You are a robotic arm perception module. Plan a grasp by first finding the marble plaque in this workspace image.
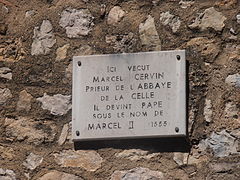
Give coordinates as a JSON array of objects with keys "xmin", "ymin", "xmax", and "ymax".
[{"xmin": 72, "ymin": 50, "xmax": 186, "ymax": 141}]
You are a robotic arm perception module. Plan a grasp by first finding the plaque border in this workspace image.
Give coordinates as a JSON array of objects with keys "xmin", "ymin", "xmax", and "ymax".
[{"xmin": 72, "ymin": 50, "xmax": 186, "ymax": 141}]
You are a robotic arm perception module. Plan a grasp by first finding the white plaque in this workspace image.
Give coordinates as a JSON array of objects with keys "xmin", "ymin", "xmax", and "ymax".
[{"xmin": 72, "ymin": 50, "xmax": 186, "ymax": 141}]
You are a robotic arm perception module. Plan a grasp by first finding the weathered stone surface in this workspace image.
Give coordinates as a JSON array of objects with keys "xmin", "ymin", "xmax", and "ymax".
[
  {"xmin": 115, "ymin": 149, "xmax": 159, "ymax": 161},
  {"xmin": 66, "ymin": 122, "xmax": 73, "ymax": 143},
  {"xmin": 209, "ymin": 162, "xmax": 240, "ymax": 173},
  {"xmin": 0, "ymin": 67, "xmax": 12, "ymax": 80},
  {"xmin": 54, "ymin": 150, "xmax": 103, "ymax": 171},
  {"xmin": 0, "ymin": 38, "xmax": 25, "ymax": 62},
  {"xmin": 58, "ymin": 123, "xmax": 69, "ymax": 146},
  {"xmin": 56, "ymin": 44, "xmax": 70, "ymax": 61},
  {"xmin": 152, "ymin": 0, "xmax": 160, "ymax": 6},
  {"xmin": 105, "ymin": 33, "xmax": 137, "ymax": 52},
  {"xmin": 204, "ymin": 99, "xmax": 213, "ymax": 123},
  {"xmin": 237, "ymin": 14, "xmax": 240, "ymax": 24},
  {"xmin": 216, "ymin": 44, "xmax": 240, "ymax": 65},
  {"xmin": 23, "ymin": 153, "xmax": 43, "ymax": 170},
  {"xmin": 139, "ymin": 15, "xmax": 161, "ymax": 51},
  {"xmin": 31, "ymin": 20, "xmax": 56, "ymax": 55},
  {"xmin": 189, "ymin": 7, "xmax": 226, "ymax": 31},
  {"xmin": 0, "ymin": 88, "xmax": 12, "ymax": 105},
  {"xmin": 230, "ymin": 129, "xmax": 240, "ymax": 138},
  {"xmin": 215, "ymin": 0, "xmax": 237, "ymax": 8},
  {"xmin": 0, "ymin": 168, "xmax": 16, "ymax": 180},
  {"xmin": 16, "ymin": 90, "xmax": 32, "ymax": 112},
  {"xmin": 107, "ymin": 6, "xmax": 125, "ymax": 25},
  {"xmin": 185, "ymin": 37, "xmax": 220, "ymax": 62},
  {"xmin": 200, "ymin": 130, "xmax": 239, "ymax": 157},
  {"xmin": 4, "ymin": 117, "xmax": 56, "ymax": 145},
  {"xmin": 173, "ymin": 152, "xmax": 188, "ymax": 166},
  {"xmin": 160, "ymin": 11, "xmax": 181, "ymax": 33},
  {"xmin": 110, "ymin": 167, "xmax": 164, "ymax": 180},
  {"xmin": 2, "ymin": 6, "xmax": 9, "ymax": 14},
  {"xmin": 38, "ymin": 171, "xmax": 82, "ymax": 180},
  {"xmin": 64, "ymin": 62, "xmax": 73, "ymax": 82},
  {"xmin": 0, "ymin": 23, "xmax": 7, "ymax": 35},
  {"xmin": 187, "ymin": 152, "xmax": 209, "ymax": 165},
  {"xmin": 224, "ymin": 102, "xmax": 239, "ymax": 119},
  {"xmin": 25, "ymin": 10, "xmax": 36, "ymax": 18},
  {"xmin": 37, "ymin": 93, "xmax": 71, "ymax": 116},
  {"xmin": 225, "ymin": 73, "xmax": 240, "ymax": 88},
  {"xmin": 179, "ymin": 0, "xmax": 194, "ymax": 9},
  {"xmin": 74, "ymin": 45, "xmax": 94, "ymax": 56},
  {"xmin": 0, "ymin": 146, "xmax": 15, "ymax": 160},
  {"xmin": 59, "ymin": 8, "xmax": 94, "ymax": 38}
]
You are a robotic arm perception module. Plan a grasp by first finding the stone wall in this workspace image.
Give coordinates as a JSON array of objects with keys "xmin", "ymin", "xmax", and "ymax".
[{"xmin": 0, "ymin": 0, "xmax": 239, "ymax": 179}]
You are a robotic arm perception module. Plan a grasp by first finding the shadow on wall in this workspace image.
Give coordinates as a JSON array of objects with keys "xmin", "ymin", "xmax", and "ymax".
[{"xmin": 74, "ymin": 137, "xmax": 190, "ymax": 152}]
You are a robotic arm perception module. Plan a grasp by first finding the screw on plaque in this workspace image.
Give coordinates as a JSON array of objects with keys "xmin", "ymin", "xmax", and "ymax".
[
  {"xmin": 78, "ymin": 61, "xmax": 81, "ymax": 66},
  {"xmin": 176, "ymin": 55, "xmax": 181, "ymax": 61},
  {"xmin": 175, "ymin": 127, "xmax": 179, "ymax": 133},
  {"xmin": 76, "ymin": 131, "xmax": 80, "ymax": 136}
]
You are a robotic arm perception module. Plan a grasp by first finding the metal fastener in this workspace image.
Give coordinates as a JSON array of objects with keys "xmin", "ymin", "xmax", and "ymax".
[
  {"xmin": 175, "ymin": 127, "xmax": 179, "ymax": 133},
  {"xmin": 176, "ymin": 55, "xmax": 181, "ymax": 60}
]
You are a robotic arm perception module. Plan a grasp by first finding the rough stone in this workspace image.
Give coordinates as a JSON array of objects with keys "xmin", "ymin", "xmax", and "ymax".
[
  {"xmin": 0, "ymin": 23, "xmax": 7, "ymax": 35},
  {"xmin": 110, "ymin": 167, "xmax": 164, "ymax": 180},
  {"xmin": 64, "ymin": 62, "xmax": 73, "ymax": 82},
  {"xmin": 0, "ymin": 168, "xmax": 16, "ymax": 180},
  {"xmin": 100, "ymin": 4, "xmax": 106, "ymax": 17},
  {"xmin": 224, "ymin": 102, "xmax": 239, "ymax": 119},
  {"xmin": 215, "ymin": 0, "xmax": 238, "ymax": 9},
  {"xmin": 237, "ymin": 14, "xmax": 240, "ymax": 24},
  {"xmin": 105, "ymin": 33, "xmax": 137, "ymax": 53},
  {"xmin": 4, "ymin": 117, "xmax": 56, "ymax": 145},
  {"xmin": 139, "ymin": 15, "xmax": 161, "ymax": 51},
  {"xmin": 38, "ymin": 171, "xmax": 82, "ymax": 180},
  {"xmin": 25, "ymin": 10, "xmax": 36, "ymax": 18},
  {"xmin": 0, "ymin": 88, "xmax": 12, "ymax": 105},
  {"xmin": 215, "ymin": 44, "xmax": 240, "ymax": 65},
  {"xmin": 59, "ymin": 8, "xmax": 94, "ymax": 38},
  {"xmin": 185, "ymin": 37, "xmax": 220, "ymax": 62},
  {"xmin": 23, "ymin": 153, "xmax": 43, "ymax": 170},
  {"xmin": 58, "ymin": 123, "xmax": 69, "ymax": 146},
  {"xmin": 152, "ymin": 0, "xmax": 160, "ymax": 6},
  {"xmin": 230, "ymin": 129, "xmax": 240, "ymax": 138},
  {"xmin": 31, "ymin": 20, "xmax": 56, "ymax": 55},
  {"xmin": 37, "ymin": 93, "xmax": 71, "ymax": 116},
  {"xmin": 0, "ymin": 38, "xmax": 25, "ymax": 62},
  {"xmin": 56, "ymin": 44, "xmax": 70, "ymax": 61},
  {"xmin": 74, "ymin": 45, "xmax": 94, "ymax": 56},
  {"xmin": 189, "ymin": 7, "xmax": 226, "ymax": 31},
  {"xmin": 160, "ymin": 11, "xmax": 181, "ymax": 33},
  {"xmin": 200, "ymin": 130, "xmax": 239, "ymax": 157},
  {"xmin": 66, "ymin": 122, "xmax": 73, "ymax": 143},
  {"xmin": 16, "ymin": 90, "xmax": 32, "ymax": 112},
  {"xmin": 179, "ymin": 0, "xmax": 194, "ymax": 9},
  {"xmin": 209, "ymin": 162, "xmax": 240, "ymax": 173},
  {"xmin": 2, "ymin": 6, "xmax": 9, "ymax": 14},
  {"xmin": 54, "ymin": 150, "xmax": 103, "ymax": 171},
  {"xmin": 173, "ymin": 152, "xmax": 189, "ymax": 166},
  {"xmin": 115, "ymin": 149, "xmax": 159, "ymax": 161},
  {"xmin": 107, "ymin": 6, "xmax": 125, "ymax": 25},
  {"xmin": 225, "ymin": 73, "xmax": 240, "ymax": 88},
  {"xmin": 204, "ymin": 99, "xmax": 213, "ymax": 123},
  {"xmin": 0, "ymin": 146, "xmax": 15, "ymax": 160},
  {"xmin": 187, "ymin": 152, "xmax": 209, "ymax": 165},
  {"xmin": 0, "ymin": 67, "xmax": 12, "ymax": 80}
]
